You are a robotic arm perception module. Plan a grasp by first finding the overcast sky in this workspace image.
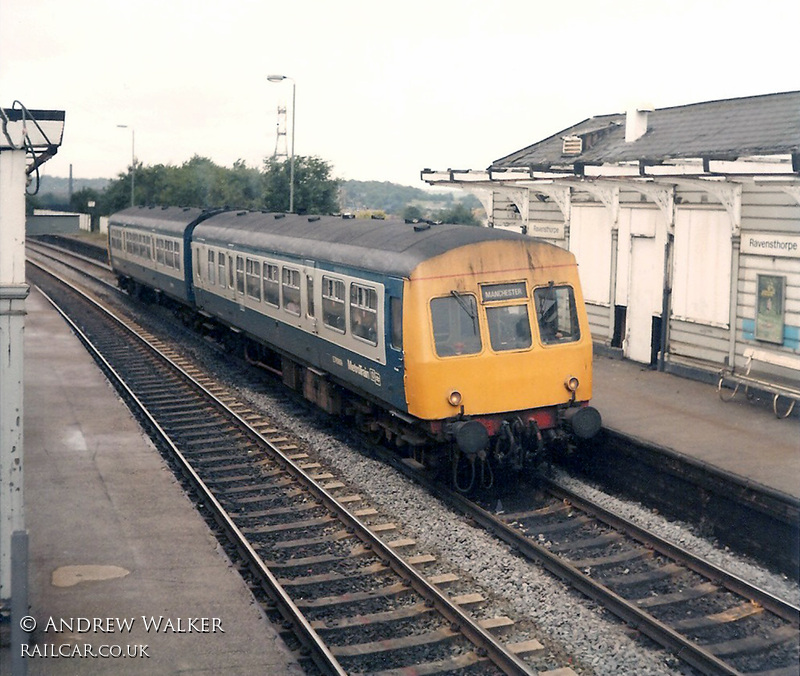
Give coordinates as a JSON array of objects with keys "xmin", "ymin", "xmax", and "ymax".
[{"xmin": 1, "ymin": 0, "xmax": 798, "ymax": 187}]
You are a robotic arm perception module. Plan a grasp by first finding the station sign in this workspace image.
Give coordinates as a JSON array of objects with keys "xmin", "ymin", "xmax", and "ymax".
[{"xmin": 741, "ymin": 233, "xmax": 800, "ymax": 258}]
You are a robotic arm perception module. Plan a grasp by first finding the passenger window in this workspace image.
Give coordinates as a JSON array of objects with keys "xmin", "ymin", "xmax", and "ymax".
[
  {"xmin": 218, "ymin": 253, "xmax": 226, "ymax": 289},
  {"xmin": 486, "ymin": 305, "xmax": 532, "ymax": 352},
  {"xmin": 390, "ymin": 297, "xmax": 402, "ymax": 350},
  {"xmin": 208, "ymin": 250, "xmax": 216, "ymax": 286},
  {"xmin": 235, "ymin": 256, "xmax": 245, "ymax": 294},
  {"xmin": 350, "ymin": 284, "xmax": 378, "ymax": 345},
  {"xmin": 282, "ymin": 268, "xmax": 301, "ymax": 315},
  {"xmin": 306, "ymin": 275, "xmax": 315, "ymax": 318},
  {"xmin": 322, "ymin": 276, "xmax": 346, "ymax": 333},
  {"xmin": 534, "ymin": 285, "xmax": 581, "ymax": 344},
  {"xmin": 263, "ymin": 264, "xmax": 279, "ymax": 306},
  {"xmin": 228, "ymin": 255, "xmax": 235, "ymax": 289},
  {"xmin": 430, "ymin": 294, "xmax": 481, "ymax": 357},
  {"xmin": 246, "ymin": 258, "xmax": 261, "ymax": 300}
]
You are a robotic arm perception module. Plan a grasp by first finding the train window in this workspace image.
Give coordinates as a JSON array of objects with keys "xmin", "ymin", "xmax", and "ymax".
[
  {"xmin": 350, "ymin": 284, "xmax": 378, "ymax": 345},
  {"xmin": 156, "ymin": 238, "xmax": 166, "ymax": 265},
  {"xmin": 390, "ymin": 297, "xmax": 402, "ymax": 350},
  {"xmin": 228, "ymin": 255, "xmax": 235, "ymax": 289},
  {"xmin": 207, "ymin": 250, "xmax": 216, "ymax": 285},
  {"xmin": 306, "ymin": 275, "xmax": 315, "ymax": 318},
  {"xmin": 431, "ymin": 293, "xmax": 481, "ymax": 357},
  {"xmin": 235, "ymin": 256, "xmax": 245, "ymax": 294},
  {"xmin": 218, "ymin": 253, "xmax": 226, "ymax": 289},
  {"xmin": 322, "ymin": 276, "xmax": 346, "ymax": 333},
  {"xmin": 282, "ymin": 267, "xmax": 301, "ymax": 315},
  {"xmin": 245, "ymin": 259, "xmax": 261, "ymax": 301},
  {"xmin": 263, "ymin": 264, "xmax": 279, "ymax": 306},
  {"xmin": 487, "ymin": 305, "xmax": 532, "ymax": 352},
  {"xmin": 534, "ymin": 285, "xmax": 581, "ymax": 344}
]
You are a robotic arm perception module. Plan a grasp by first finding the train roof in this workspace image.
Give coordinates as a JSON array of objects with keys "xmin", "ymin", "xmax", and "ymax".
[
  {"xmin": 109, "ymin": 206, "xmax": 209, "ymax": 236},
  {"xmin": 191, "ymin": 210, "xmax": 549, "ymax": 278}
]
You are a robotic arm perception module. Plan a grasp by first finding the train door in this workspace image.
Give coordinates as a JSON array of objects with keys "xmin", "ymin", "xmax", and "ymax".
[
  {"xmin": 622, "ymin": 208, "xmax": 664, "ymax": 364},
  {"xmin": 234, "ymin": 254, "xmax": 246, "ymax": 311},
  {"xmin": 303, "ymin": 261, "xmax": 318, "ymax": 334}
]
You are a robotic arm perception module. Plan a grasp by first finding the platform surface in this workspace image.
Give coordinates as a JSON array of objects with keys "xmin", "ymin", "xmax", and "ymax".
[
  {"xmin": 591, "ymin": 355, "xmax": 799, "ymax": 499},
  {"xmin": 1, "ymin": 288, "xmax": 303, "ymax": 675}
]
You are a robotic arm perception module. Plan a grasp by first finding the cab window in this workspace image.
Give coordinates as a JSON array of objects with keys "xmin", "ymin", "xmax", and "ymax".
[
  {"xmin": 487, "ymin": 305, "xmax": 531, "ymax": 351},
  {"xmin": 390, "ymin": 297, "xmax": 402, "ymax": 350},
  {"xmin": 431, "ymin": 294, "xmax": 481, "ymax": 357},
  {"xmin": 534, "ymin": 285, "xmax": 580, "ymax": 344}
]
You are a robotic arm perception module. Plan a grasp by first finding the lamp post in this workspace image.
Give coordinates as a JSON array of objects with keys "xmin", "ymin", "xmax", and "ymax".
[
  {"xmin": 116, "ymin": 125, "xmax": 135, "ymax": 207},
  {"xmin": 267, "ymin": 75, "xmax": 295, "ymax": 213}
]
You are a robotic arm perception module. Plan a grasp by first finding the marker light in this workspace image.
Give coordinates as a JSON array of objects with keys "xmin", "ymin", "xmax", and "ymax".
[
  {"xmin": 447, "ymin": 390, "xmax": 463, "ymax": 407},
  {"xmin": 565, "ymin": 376, "xmax": 580, "ymax": 392}
]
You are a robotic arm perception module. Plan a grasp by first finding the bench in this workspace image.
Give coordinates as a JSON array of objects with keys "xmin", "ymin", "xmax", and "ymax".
[{"xmin": 717, "ymin": 347, "xmax": 800, "ymax": 418}]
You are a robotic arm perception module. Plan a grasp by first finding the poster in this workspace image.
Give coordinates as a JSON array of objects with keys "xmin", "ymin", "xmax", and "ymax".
[{"xmin": 755, "ymin": 274, "xmax": 785, "ymax": 344}]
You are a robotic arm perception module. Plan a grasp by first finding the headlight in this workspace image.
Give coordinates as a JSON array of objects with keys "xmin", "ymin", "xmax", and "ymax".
[
  {"xmin": 565, "ymin": 376, "xmax": 579, "ymax": 392},
  {"xmin": 447, "ymin": 390, "xmax": 463, "ymax": 406}
]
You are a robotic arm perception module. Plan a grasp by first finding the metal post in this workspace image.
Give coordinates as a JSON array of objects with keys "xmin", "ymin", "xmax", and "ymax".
[
  {"xmin": 267, "ymin": 75, "xmax": 296, "ymax": 213},
  {"xmin": 117, "ymin": 125, "xmax": 135, "ymax": 207},
  {"xmin": 11, "ymin": 530, "xmax": 29, "ymax": 676},
  {"xmin": 0, "ymin": 148, "xmax": 28, "ymax": 603},
  {"xmin": 289, "ymin": 81, "xmax": 295, "ymax": 214}
]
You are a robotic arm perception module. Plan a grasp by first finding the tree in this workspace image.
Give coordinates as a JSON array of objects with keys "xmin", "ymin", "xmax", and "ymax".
[
  {"xmin": 70, "ymin": 187, "xmax": 101, "ymax": 213},
  {"xmin": 402, "ymin": 204, "xmax": 425, "ymax": 222},
  {"xmin": 262, "ymin": 156, "xmax": 340, "ymax": 214},
  {"xmin": 433, "ymin": 201, "xmax": 480, "ymax": 226}
]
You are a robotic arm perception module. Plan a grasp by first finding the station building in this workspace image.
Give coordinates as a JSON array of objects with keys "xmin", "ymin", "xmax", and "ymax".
[{"xmin": 422, "ymin": 91, "xmax": 800, "ymax": 383}]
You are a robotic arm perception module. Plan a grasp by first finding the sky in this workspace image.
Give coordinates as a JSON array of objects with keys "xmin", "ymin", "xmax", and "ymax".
[{"xmin": 1, "ymin": 0, "xmax": 798, "ymax": 188}]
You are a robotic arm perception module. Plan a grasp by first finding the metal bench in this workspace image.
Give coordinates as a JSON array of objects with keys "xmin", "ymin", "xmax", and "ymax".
[{"xmin": 717, "ymin": 347, "xmax": 800, "ymax": 418}]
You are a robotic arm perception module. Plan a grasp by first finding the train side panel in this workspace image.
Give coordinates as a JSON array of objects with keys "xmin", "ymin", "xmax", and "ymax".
[
  {"xmin": 108, "ymin": 207, "xmax": 205, "ymax": 304},
  {"xmin": 190, "ymin": 237, "xmax": 408, "ymax": 412}
]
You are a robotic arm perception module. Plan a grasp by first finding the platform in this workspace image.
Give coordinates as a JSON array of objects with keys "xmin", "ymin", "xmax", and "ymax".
[
  {"xmin": 591, "ymin": 355, "xmax": 799, "ymax": 500},
  {"xmin": 0, "ymin": 288, "xmax": 303, "ymax": 675}
]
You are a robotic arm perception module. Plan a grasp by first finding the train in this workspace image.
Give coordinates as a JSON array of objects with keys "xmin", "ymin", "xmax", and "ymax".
[{"xmin": 108, "ymin": 205, "xmax": 601, "ymax": 491}]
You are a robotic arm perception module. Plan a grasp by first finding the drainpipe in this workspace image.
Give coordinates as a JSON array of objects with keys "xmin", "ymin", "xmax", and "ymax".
[
  {"xmin": 727, "ymin": 235, "xmax": 741, "ymax": 368},
  {"xmin": 608, "ymin": 227, "xmax": 619, "ymax": 346},
  {"xmin": 658, "ymin": 232, "xmax": 673, "ymax": 372}
]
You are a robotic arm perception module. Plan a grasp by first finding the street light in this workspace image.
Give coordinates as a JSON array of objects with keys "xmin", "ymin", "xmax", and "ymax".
[
  {"xmin": 267, "ymin": 74, "xmax": 295, "ymax": 213},
  {"xmin": 116, "ymin": 125, "xmax": 135, "ymax": 207}
]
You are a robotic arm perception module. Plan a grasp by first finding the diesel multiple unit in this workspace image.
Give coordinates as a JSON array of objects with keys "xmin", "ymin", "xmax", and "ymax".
[{"xmin": 108, "ymin": 206, "xmax": 601, "ymax": 491}]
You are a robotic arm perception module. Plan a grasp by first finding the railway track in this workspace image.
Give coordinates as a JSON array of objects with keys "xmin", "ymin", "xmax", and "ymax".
[
  {"xmin": 26, "ymin": 258, "xmax": 548, "ymax": 675},
  {"xmin": 382, "ymin": 449, "xmax": 800, "ymax": 676}
]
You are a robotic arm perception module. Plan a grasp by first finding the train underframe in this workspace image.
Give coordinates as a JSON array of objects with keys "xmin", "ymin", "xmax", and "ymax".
[{"xmin": 240, "ymin": 329, "xmax": 601, "ymax": 493}]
